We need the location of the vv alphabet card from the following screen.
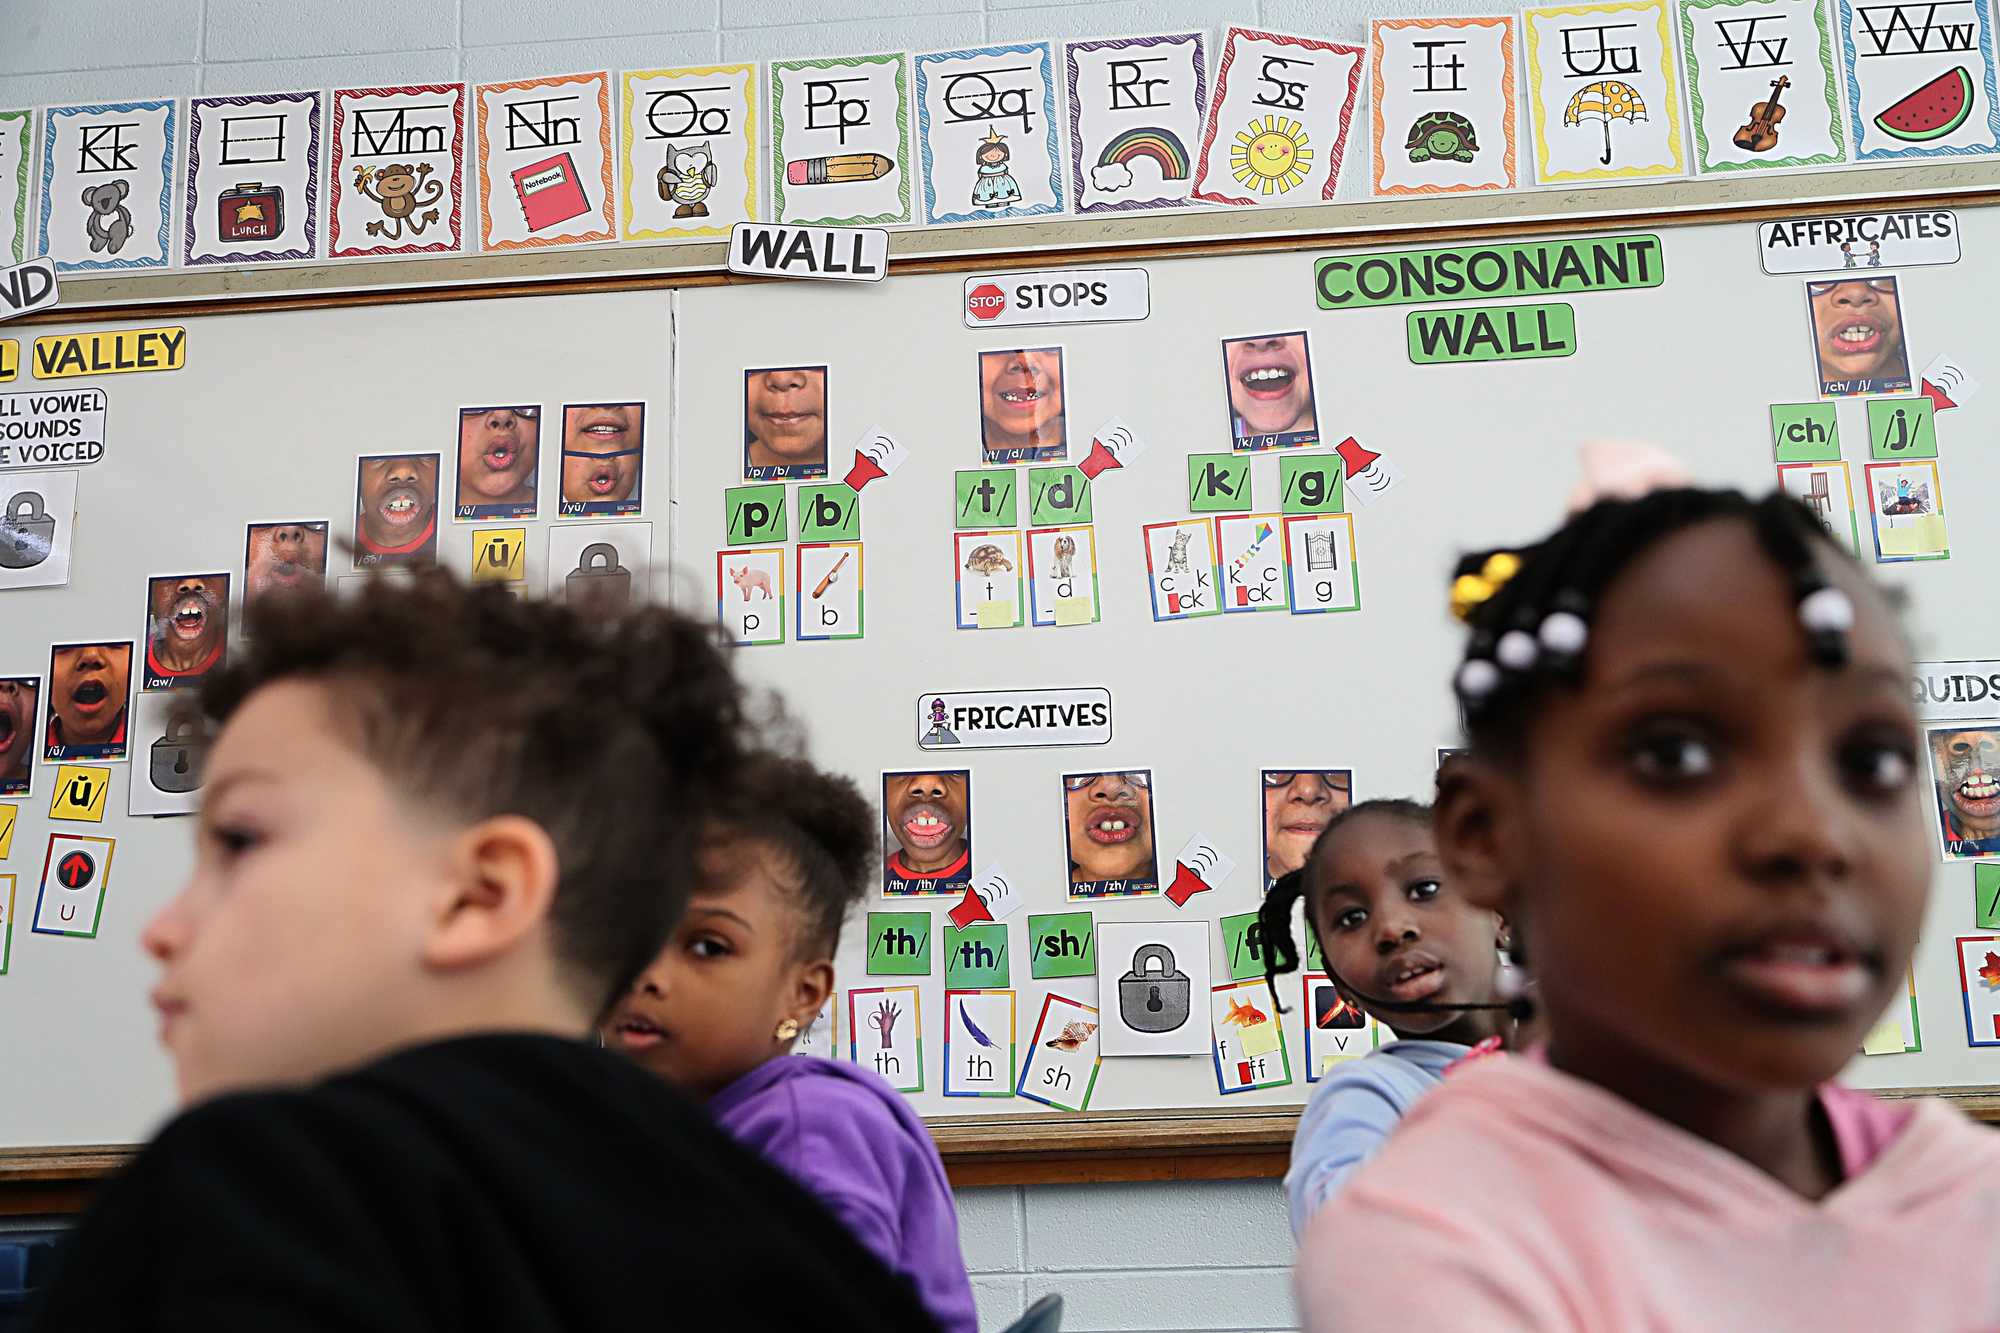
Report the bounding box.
[475,71,616,251]
[1371,16,1520,194]
[1524,0,1688,182]
[1193,29,1364,207]
[1064,32,1206,214]
[1838,0,2000,159]
[770,52,912,226]
[621,64,758,241]
[329,84,467,258]
[40,99,177,272]
[1,109,31,265]
[1680,0,1847,172]
[915,42,1065,225]
[184,91,321,265]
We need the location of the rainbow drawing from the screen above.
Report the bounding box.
[1095,126,1191,180]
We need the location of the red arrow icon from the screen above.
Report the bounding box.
[1165,861,1212,908]
[57,851,94,889]
[948,886,993,929]
[843,451,887,492]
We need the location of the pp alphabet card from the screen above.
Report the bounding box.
[1193,29,1364,206]
[621,64,758,240]
[329,84,467,258]
[1371,16,1520,194]
[1838,0,2000,158]
[770,52,912,226]
[184,91,321,265]
[39,99,177,272]
[1064,32,1206,214]
[475,71,616,251]
[1,110,32,264]
[1681,0,1846,172]
[1524,0,1688,182]
[915,42,1065,224]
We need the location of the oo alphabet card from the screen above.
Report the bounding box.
[1,110,31,265]
[1017,992,1101,1110]
[770,53,912,226]
[475,71,616,251]
[1837,0,2000,159]
[1680,0,1847,172]
[184,91,321,265]
[1193,29,1363,206]
[39,99,177,272]
[620,64,758,241]
[1371,17,1520,194]
[329,84,467,258]
[1064,32,1206,214]
[1524,0,1688,182]
[915,42,1064,224]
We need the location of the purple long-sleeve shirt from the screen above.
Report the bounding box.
[711,1056,977,1333]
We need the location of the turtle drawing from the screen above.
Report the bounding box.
[964,543,1014,574]
[1406,110,1480,164]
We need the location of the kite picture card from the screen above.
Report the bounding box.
[1064,31,1207,214]
[1680,0,1847,172]
[1837,0,2000,159]
[1371,16,1520,194]
[1192,28,1364,207]
[1524,0,1688,183]
[329,84,467,258]
[914,41,1065,225]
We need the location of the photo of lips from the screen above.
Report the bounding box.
[1064,769,1160,896]
[243,521,329,613]
[979,347,1068,464]
[355,454,441,569]
[1223,331,1319,451]
[883,769,972,895]
[744,367,828,480]
[0,675,38,795]
[455,405,540,520]
[1807,278,1911,398]
[1930,724,2000,858]
[560,402,645,516]
[44,641,133,761]
[142,572,231,691]
[1263,769,1353,886]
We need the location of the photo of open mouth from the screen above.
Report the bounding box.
[379,488,425,527]
[170,596,208,640]
[1954,773,2000,820]
[1236,363,1296,399]
[903,802,957,849]
[1086,806,1141,845]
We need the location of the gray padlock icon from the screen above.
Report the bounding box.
[0,491,55,569]
[1118,943,1191,1033]
[565,542,631,611]
[150,706,211,794]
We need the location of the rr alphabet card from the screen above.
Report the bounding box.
[915,42,1065,224]
[1193,29,1364,206]
[1837,0,2000,159]
[1371,17,1520,194]
[329,84,466,258]
[184,91,321,265]
[621,64,758,241]
[39,99,177,272]
[1524,0,1688,182]
[475,71,616,251]
[770,52,912,226]
[1680,0,1846,172]
[1064,32,1206,214]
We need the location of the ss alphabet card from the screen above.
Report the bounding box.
[475,71,616,250]
[621,65,758,240]
[184,91,321,265]
[40,99,177,272]
[1065,32,1206,214]
[1371,16,1520,194]
[770,53,912,225]
[1194,29,1364,206]
[915,42,1065,224]
[329,84,466,258]
[1524,0,1688,182]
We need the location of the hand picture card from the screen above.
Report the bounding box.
[40,99,177,271]
[1212,980,1292,1093]
[1193,28,1364,206]
[1217,513,1287,613]
[1865,459,1947,562]
[1956,935,2000,1045]
[129,688,210,817]
[1026,524,1100,626]
[184,91,321,265]
[0,468,79,592]
[1099,919,1212,1056]
[1838,0,2000,159]
[140,572,229,690]
[1284,513,1361,614]
[1928,723,2000,858]
[849,984,924,1091]
[1064,769,1160,898]
[955,529,1024,630]
[329,83,466,257]
[550,521,649,612]
[1809,276,1913,397]
[1680,0,1846,173]
[0,677,38,797]
[1065,31,1206,214]
[1017,991,1101,1109]
[243,520,329,613]
[1524,0,1687,182]
[1,109,32,265]
[882,769,972,895]
[944,989,1017,1097]
[455,405,540,520]
[716,546,785,645]
[44,642,132,762]
[354,454,440,569]
[1143,518,1221,621]
[798,542,863,640]
[475,71,616,250]
[558,402,644,516]
[915,42,1065,224]
[33,831,115,938]
[770,52,912,225]
[621,64,758,240]
[1370,16,1519,194]
[1262,770,1353,888]
[1302,971,1387,1080]
[1776,460,1861,556]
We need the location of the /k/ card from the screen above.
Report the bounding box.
[33,832,115,938]
[727,222,888,281]
[1216,513,1286,613]
[1144,518,1221,620]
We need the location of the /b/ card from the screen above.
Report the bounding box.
[797,542,863,641]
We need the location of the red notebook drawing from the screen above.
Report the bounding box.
[510,153,590,232]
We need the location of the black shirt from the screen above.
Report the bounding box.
[32,1033,940,1331]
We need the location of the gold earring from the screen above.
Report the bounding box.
[774,1019,800,1042]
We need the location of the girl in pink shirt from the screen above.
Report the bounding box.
[1300,481,2000,1330]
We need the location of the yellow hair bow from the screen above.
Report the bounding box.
[1450,551,1521,623]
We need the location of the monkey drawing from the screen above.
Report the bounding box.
[353,162,444,240]
[659,141,718,218]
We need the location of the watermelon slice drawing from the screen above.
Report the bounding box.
[1875,66,1976,143]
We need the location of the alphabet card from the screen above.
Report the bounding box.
[1955,936,2000,1045]
[1100,919,1213,1057]
[1838,0,2000,158]
[1017,991,1102,1109]
[849,984,924,1091]
[1193,29,1363,206]
[1284,513,1361,614]
[955,529,1024,630]
[1524,0,1687,182]
[716,546,785,644]
[0,873,14,974]
[1143,518,1221,621]
[1216,514,1287,614]
[1,109,31,264]
[914,42,1064,224]
[33,831,114,939]
[797,542,863,640]
[1212,979,1292,1093]
[328,84,466,258]
[129,689,207,818]
[1301,971,1386,1080]
[770,52,912,226]
[1065,32,1205,214]
[1680,0,1846,172]
[1370,16,1520,194]
[1860,965,1921,1054]
[1776,460,1862,556]
[474,71,615,251]
[1026,524,1100,626]
[183,91,321,265]
[944,989,1017,1097]
[39,99,177,272]
[620,64,758,241]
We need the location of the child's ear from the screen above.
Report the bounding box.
[423,814,561,974]
[1435,757,1519,917]
[788,957,835,1026]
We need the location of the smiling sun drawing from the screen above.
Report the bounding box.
[1230,115,1312,195]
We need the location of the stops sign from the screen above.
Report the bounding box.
[967,282,1006,321]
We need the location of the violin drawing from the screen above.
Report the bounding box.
[1733,76,1789,152]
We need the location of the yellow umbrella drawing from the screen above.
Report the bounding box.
[1564,80,1647,165]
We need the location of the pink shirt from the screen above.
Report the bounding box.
[1298,1056,2000,1331]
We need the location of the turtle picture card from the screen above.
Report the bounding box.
[1191,28,1364,207]
[954,529,1024,630]
[1680,0,1846,173]
[1837,0,2000,159]
[914,41,1065,225]
[1524,0,1688,182]
[1371,16,1519,194]
[1064,31,1206,214]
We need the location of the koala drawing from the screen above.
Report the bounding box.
[729,564,773,601]
[658,141,718,219]
[82,179,133,254]
[1051,534,1077,580]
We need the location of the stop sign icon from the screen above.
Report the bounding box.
[967,282,1006,321]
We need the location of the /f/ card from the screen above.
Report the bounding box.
[1212,979,1292,1093]
[716,547,785,644]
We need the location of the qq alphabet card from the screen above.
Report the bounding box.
[915,42,1065,224]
